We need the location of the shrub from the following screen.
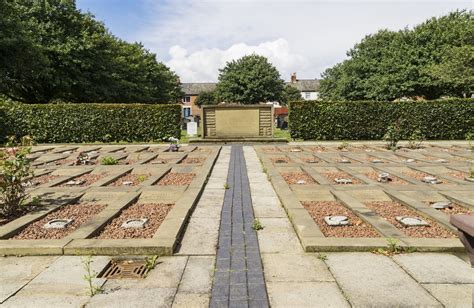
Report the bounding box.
[383,122,402,150]
[0,102,181,143]
[0,137,33,217]
[289,99,474,140]
[407,129,425,149]
[101,156,118,165]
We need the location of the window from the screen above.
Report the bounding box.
[304,92,311,100]
[183,106,192,117]
[183,96,191,103]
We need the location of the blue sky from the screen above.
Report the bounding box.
[76,0,471,82]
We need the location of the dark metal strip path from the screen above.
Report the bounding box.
[210,145,269,308]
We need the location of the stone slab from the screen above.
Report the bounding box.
[177,256,215,294]
[392,253,474,284]
[86,287,176,308]
[266,281,349,308]
[422,284,474,308]
[262,253,334,282]
[325,252,441,307]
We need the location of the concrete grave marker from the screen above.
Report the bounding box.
[122,181,134,186]
[121,218,148,228]
[372,159,383,163]
[396,216,429,227]
[377,172,391,183]
[187,121,198,137]
[44,219,73,229]
[406,159,416,163]
[296,180,306,185]
[430,201,453,209]
[422,176,442,184]
[324,216,349,226]
[335,178,352,184]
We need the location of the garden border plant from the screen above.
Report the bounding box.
[289,99,474,140]
[0,101,181,143]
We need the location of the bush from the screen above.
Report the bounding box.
[289,99,474,140]
[0,102,181,143]
[0,138,33,217]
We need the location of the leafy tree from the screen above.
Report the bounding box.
[194,90,219,107]
[320,10,474,101]
[0,0,182,103]
[216,54,285,104]
[427,45,474,97]
[280,84,302,105]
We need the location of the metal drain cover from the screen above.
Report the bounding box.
[99,260,149,279]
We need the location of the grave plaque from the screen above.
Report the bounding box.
[187,121,198,137]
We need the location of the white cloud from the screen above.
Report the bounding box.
[140,0,470,82]
[166,38,305,82]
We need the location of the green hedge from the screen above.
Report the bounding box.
[0,102,181,143]
[289,99,474,140]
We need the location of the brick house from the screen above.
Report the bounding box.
[181,83,216,118]
[286,73,320,100]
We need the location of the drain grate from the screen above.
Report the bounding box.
[98,260,149,279]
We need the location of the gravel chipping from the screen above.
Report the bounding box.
[12,202,106,239]
[95,203,174,239]
[427,202,474,216]
[322,172,361,184]
[31,174,60,186]
[157,173,195,185]
[309,146,327,153]
[108,173,151,186]
[402,170,448,184]
[262,147,280,153]
[57,173,103,187]
[180,157,204,164]
[365,171,408,184]
[302,201,379,237]
[271,157,289,164]
[447,171,469,180]
[365,201,456,238]
[281,172,316,184]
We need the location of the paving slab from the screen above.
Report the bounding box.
[177,217,219,255]
[422,284,474,308]
[86,287,176,308]
[266,282,350,308]
[176,256,214,294]
[262,253,334,282]
[10,256,109,296]
[172,293,210,308]
[392,253,474,284]
[325,252,441,307]
[0,256,57,303]
[2,293,92,308]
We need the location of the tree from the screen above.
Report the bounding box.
[320,10,474,101]
[216,54,285,104]
[0,0,183,103]
[280,85,302,105]
[427,45,474,97]
[194,90,219,107]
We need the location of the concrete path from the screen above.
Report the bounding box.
[210,145,269,308]
[1,145,473,307]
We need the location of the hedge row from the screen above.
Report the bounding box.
[0,102,181,143]
[289,99,474,140]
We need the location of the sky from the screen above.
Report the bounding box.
[76,0,471,83]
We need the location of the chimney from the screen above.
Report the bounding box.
[291,72,297,83]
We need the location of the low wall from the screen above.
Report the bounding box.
[201,105,274,139]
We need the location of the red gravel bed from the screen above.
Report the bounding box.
[95,203,174,239]
[302,201,379,238]
[426,202,474,216]
[31,174,60,186]
[57,173,103,187]
[271,157,289,164]
[365,171,408,184]
[322,172,361,184]
[157,173,195,185]
[262,147,280,153]
[281,172,316,184]
[12,203,106,239]
[365,201,456,238]
[308,146,328,153]
[148,157,169,164]
[108,173,151,186]
[121,159,137,165]
[447,171,469,180]
[180,157,205,164]
[402,170,449,184]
